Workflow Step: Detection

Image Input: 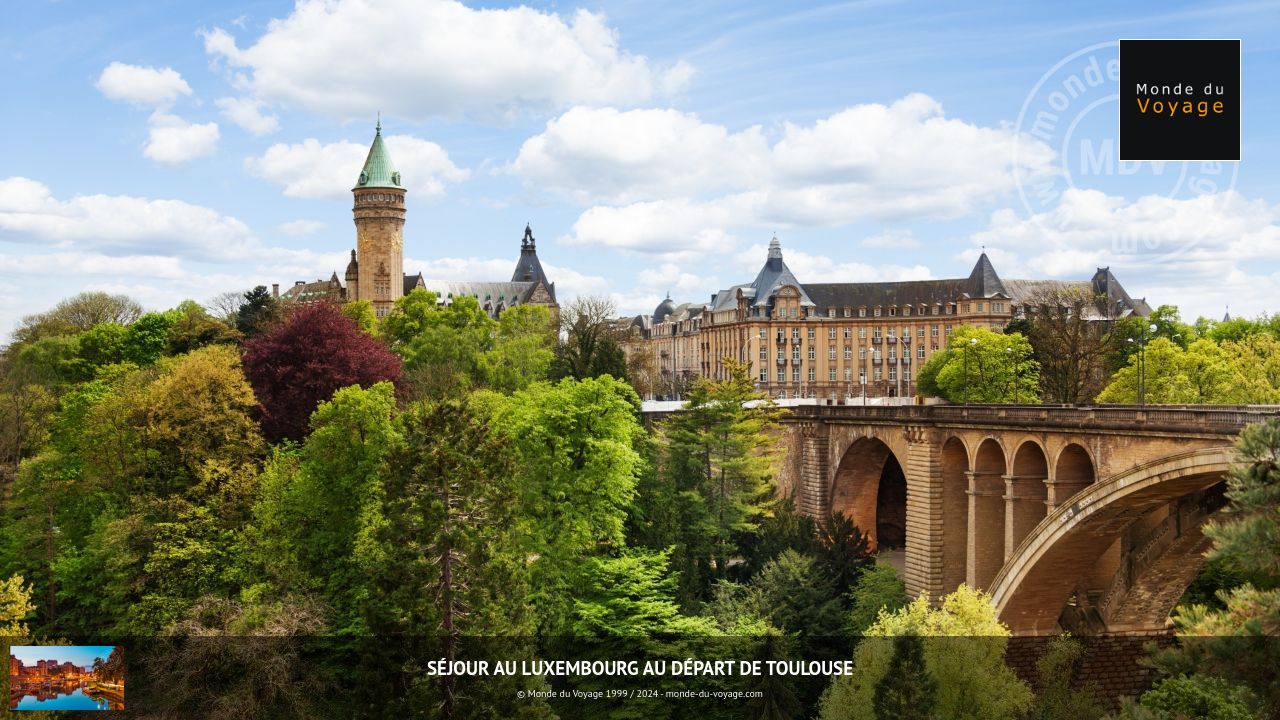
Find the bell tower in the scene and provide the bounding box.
[352,120,406,318]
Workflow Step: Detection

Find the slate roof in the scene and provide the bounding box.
[353,121,402,190]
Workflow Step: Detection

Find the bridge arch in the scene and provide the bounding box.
[940,436,969,594]
[969,437,1007,589]
[830,437,907,553]
[990,447,1235,635]
[1051,443,1096,509]
[1008,441,1050,560]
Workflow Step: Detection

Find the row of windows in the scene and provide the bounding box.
[757,368,912,383]
[770,301,1007,320]
[759,345,933,360]
[760,325,951,340]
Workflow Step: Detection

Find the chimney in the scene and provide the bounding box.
[272,283,279,297]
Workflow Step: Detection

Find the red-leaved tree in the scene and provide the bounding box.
[242,302,402,442]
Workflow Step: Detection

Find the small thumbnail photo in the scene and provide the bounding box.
[8,646,124,711]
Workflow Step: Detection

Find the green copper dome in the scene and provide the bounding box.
[354,121,403,190]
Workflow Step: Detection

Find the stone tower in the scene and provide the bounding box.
[351,121,405,317]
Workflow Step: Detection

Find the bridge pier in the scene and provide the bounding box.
[967,470,1005,590]
[903,427,944,602]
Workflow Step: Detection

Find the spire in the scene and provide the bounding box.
[1223,305,1232,322]
[522,223,535,249]
[512,224,552,301]
[967,251,1006,298]
[768,235,782,260]
[354,120,402,190]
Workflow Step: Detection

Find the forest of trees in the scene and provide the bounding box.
[0,288,1277,718]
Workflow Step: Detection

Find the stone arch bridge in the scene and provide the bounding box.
[649,403,1278,636]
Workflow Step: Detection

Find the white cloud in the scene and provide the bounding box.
[0,252,186,279]
[215,96,279,135]
[734,242,934,284]
[246,134,468,199]
[202,0,691,120]
[861,229,920,250]
[510,106,767,204]
[0,176,255,261]
[144,112,220,164]
[969,188,1280,320]
[276,219,325,236]
[529,95,1056,256]
[96,62,192,107]
[635,263,718,299]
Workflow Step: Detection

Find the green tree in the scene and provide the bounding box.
[815,512,874,597]
[819,585,1032,720]
[1124,675,1260,720]
[571,547,715,637]
[165,299,240,354]
[478,304,555,393]
[1024,635,1105,720]
[1222,334,1280,404]
[872,635,937,720]
[1096,338,1195,404]
[550,295,630,382]
[1152,419,1280,715]
[749,549,845,640]
[14,291,142,344]
[662,358,782,605]
[845,565,907,638]
[383,290,497,399]
[917,326,1038,403]
[235,285,279,336]
[341,299,378,335]
[76,322,128,370]
[121,310,179,365]
[0,574,34,634]
[484,376,644,634]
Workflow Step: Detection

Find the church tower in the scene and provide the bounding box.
[352,121,406,318]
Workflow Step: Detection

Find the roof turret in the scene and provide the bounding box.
[353,120,403,190]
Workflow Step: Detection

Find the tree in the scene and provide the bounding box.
[166,300,240,355]
[1096,338,1192,404]
[242,302,402,441]
[917,326,1038,403]
[0,573,34,634]
[122,310,179,365]
[478,304,555,393]
[368,399,532,719]
[815,512,874,597]
[485,376,644,634]
[1222,334,1280,404]
[235,285,279,336]
[551,295,630,382]
[749,549,845,640]
[14,292,142,344]
[1151,419,1280,716]
[1017,285,1122,403]
[1024,635,1105,720]
[819,585,1032,720]
[845,565,907,637]
[381,290,497,400]
[872,635,937,720]
[571,547,713,637]
[661,359,783,605]
[1122,675,1259,720]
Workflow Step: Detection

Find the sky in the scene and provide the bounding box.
[2,0,1279,340]
[11,645,115,670]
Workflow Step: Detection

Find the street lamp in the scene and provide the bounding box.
[1006,346,1017,404]
[963,337,978,404]
[1129,322,1158,405]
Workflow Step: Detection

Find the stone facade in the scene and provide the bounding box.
[352,186,406,317]
[620,238,1150,400]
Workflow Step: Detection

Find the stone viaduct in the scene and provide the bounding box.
[652,403,1279,636]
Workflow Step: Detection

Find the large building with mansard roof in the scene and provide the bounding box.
[277,122,557,319]
[620,236,1150,401]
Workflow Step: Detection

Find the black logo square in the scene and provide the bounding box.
[1119,39,1240,161]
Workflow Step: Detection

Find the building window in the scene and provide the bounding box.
[977,302,984,312]
[917,345,925,358]
[792,347,800,361]
[860,347,867,360]
[759,368,768,382]
[829,368,837,381]
[828,308,835,318]
[931,324,939,337]
[778,370,786,383]
[791,328,800,341]
[932,343,939,352]
[807,328,815,340]
[844,367,852,381]
[792,369,800,383]
[874,307,882,317]
[904,306,911,316]
[945,326,953,337]
[917,327,925,338]
[859,369,866,382]
[808,347,816,360]
[992,302,1004,312]
[859,307,867,317]
[828,347,836,360]
[858,327,866,339]
[873,328,882,340]
[828,328,837,340]
[889,368,897,381]
[874,369,882,381]
[844,346,852,360]
[760,347,767,359]
[905,370,912,381]
[808,368,816,381]
[759,328,767,339]
[889,306,897,316]
[843,327,852,339]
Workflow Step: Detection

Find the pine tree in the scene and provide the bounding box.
[872,635,936,720]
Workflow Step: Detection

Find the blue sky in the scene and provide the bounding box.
[11,645,115,669]
[2,0,1278,339]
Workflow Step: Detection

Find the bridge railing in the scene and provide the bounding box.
[781,403,1280,433]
